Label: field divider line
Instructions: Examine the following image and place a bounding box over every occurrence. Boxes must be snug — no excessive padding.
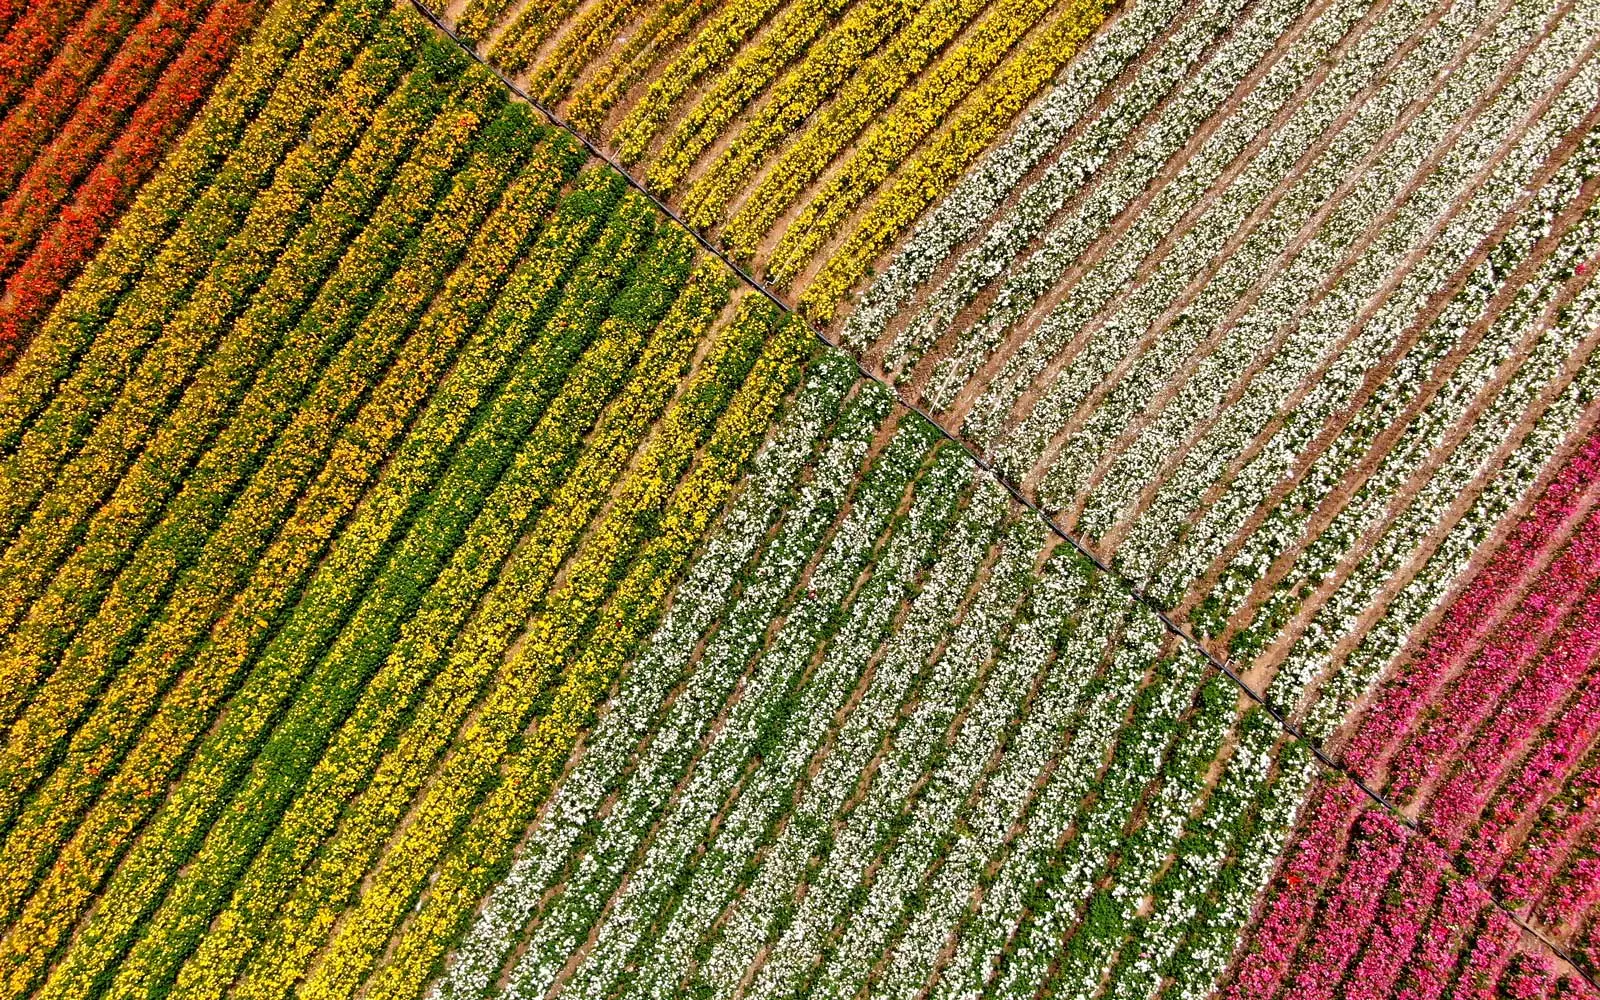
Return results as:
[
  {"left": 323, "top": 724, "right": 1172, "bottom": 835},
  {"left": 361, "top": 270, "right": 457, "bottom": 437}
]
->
[{"left": 395, "top": 1, "right": 1600, "bottom": 984}]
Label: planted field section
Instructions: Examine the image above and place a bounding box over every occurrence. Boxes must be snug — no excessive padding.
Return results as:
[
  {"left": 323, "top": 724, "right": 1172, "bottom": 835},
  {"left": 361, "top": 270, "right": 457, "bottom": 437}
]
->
[
  {"left": 0, "top": 3, "right": 813, "bottom": 996},
  {"left": 1226, "top": 798, "right": 1599, "bottom": 1000},
  {"left": 843, "top": 0, "right": 1600, "bottom": 723},
  {"left": 1223, "top": 433, "right": 1600, "bottom": 996},
  {"left": 0, "top": 0, "right": 274, "bottom": 368},
  {"left": 425, "top": 360, "right": 1323, "bottom": 1000},
  {"left": 439, "top": 0, "right": 1113, "bottom": 303}
]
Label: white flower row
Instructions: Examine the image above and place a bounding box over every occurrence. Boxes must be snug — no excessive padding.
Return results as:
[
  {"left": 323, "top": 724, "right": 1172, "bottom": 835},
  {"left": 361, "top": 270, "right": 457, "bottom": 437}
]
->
[
  {"left": 1269, "top": 287, "right": 1597, "bottom": 716},
  {"left": 429, "top": 354, "right": 862, "bottom": 1000},
  {"left": 1061, "top": 0, "right": 1565, "bottom": 532},
  {"left": 1205, "top": 113, "right": 1600, "bottom": 643},
  {"left": 990, "top": 647, "right": 1215, "bottom": 1000},
  {"left": 839, "top": 0, "right": 1180, "bottom": 352},
  {"left": 929, "top": 603, "right": 1169, "bottom": 1000},
  {"left": 503, "top": 404, "right": 939, "bottom": 1000},
  {"left": 1188, "top": 126, "right": 1599, "bottom": 630},
  {"left": 1042, "top": 667, "right": 1237, "bottom": 1000},
  {"left": 565, "top": 447, "right": 978, "bottom": 1000},
  {"left": 963, "top": 0, "right": 1419, "bottom": 458},
  {"left": 1161, "top": 737, "right": 1319, "bottom": 1000},
  {"left": 733, "top": 517, "right": 1041, "bottom": 1000},
  {"left": 869, "top": 568, "right": 1127, "bottom": 1000},
  {"left": 924, "top": 0, "right": 1318, "bottom": 420},
  {"left": 1296, "top": 271, "right": 1600, "bottom": 737},
  {"left": 1006, "top": 0, "right": 1511, "bottom": 493},
  {"left": 1121, "top": 0, "right": 1597, "bottom": 594},
  {"left": 1100, "top": 711, "right": 1274, "bottom": 1000},
  {"left": 675, "top": 479, "right": 1009, "bottom": 999},
  {"left": 806, "top": 555, "right": 1085, "bottom": 1000},
  {"left": 879, "top": 0, "right": 1251, "bottom": 381}
]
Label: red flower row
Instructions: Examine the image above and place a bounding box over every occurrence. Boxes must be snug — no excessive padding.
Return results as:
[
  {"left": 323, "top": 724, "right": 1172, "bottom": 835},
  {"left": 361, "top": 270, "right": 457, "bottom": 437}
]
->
[
  {"left": 0, "top": 0, "right": 266, "bottom": 368},
  {"left": 0, "top": 0, "right": 215, "bottom": 263}
]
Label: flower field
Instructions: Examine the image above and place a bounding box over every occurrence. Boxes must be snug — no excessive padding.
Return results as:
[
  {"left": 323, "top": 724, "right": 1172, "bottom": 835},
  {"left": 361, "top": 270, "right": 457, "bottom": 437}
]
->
[{"left": 3, "top": 0, "right": 1599, "bottom": 997}]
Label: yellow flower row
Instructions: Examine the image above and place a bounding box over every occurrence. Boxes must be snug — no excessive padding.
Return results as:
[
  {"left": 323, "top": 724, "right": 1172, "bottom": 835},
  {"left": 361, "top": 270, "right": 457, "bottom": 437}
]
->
[
  {"left": 716, "top": 0, "right": 1015, "bottom": 257},
  {"left": 767, "top": 0, "right": 1101, "bottom": 296},
  {"left": 485, "top": 0, "right": 590, "bottom": 75},
  {"left": 5, "top": 102, "right": 556, "bottom": 1000},
  {"left": 676, "top": 0, "right": 912, "bottom": 228},
  {"left": 494, "top": 0, "right": 642, "bottom": 88},
  {"left": 364, "top": 317, "right": 811, "bottom": 1000},
  {"left": 562, "top": 0, "right": 715, "bottom": 133},
  {"left": 0, "top": 0, "right": 341, "bottom": 452},
  {"left": 796, "top": 0, "right": 1112, "bottom": 320},
  {"left": 238, "top": 282, "right": 770, "bottom": 1000},
  {"left": 0, "top": 0, "right": 398, "bottom": 636},
  {"left": 454, "top": 0, "right": 572, "bottom": 47},
  {"left": 169, "top": 234, "right": 687, "bottom": 1000},
  {"left": 644, "top": 0, "right": 868, "bottom": 193},
  {"left": 0, "top": 15, "right": 436, "bottom": 849},
  {"left": 104, "top": 181, "right": 663, "bottom": 1000},
  {"left": 610, "top": 0, "right": 788, "bottom": 162}
]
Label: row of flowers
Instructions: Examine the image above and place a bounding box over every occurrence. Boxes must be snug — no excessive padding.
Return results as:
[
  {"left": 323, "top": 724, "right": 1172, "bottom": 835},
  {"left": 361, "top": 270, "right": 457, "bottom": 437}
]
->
[
  {"left": 246, "top": 285, "right": 765, "bottom": 1000},
  {"left": 0, "top": 52, "right": 523, "bottom": 934},
  {"left": 0, "top": 22, "right": 485, "bottom": 842},
  {"left": 659, "top": 0, "right": 913, "bottom": 202},
  {"left": 838, "top": 0, "right": 1179, "bottom": 354},
  {"left": 558, "top": 0, "right": 720, "bottom": 131},
  {"left": 1057, "top": 0, "right": 1580, "bottom": 539},
  {"left": 914, "top": 0, "right": 1302, "bottom": 419},
  {"left": 4, "top": 104, "right": 579, "bottom": 1000},
  {"left": 90, "top": 182, "right": 672, "bottom": 1000},
  {"left": 432, "top": 352, "right": 868, "bottom": 1000},
  {"left": 1179, "top": 12, "right": 1600, "bottom": 663},
  {"left": 944, "top": 0, "right": 1396, "bottom": 452},
  {"left": 995, "top": 0, "right": 1518, "bottom": 496},
  {"left": 322, "top": 314, "right": 810, "bottom": 1000},
  {"left": 502, "top": 439, "right": 967, "bottom": 1000},
  {"left": 0, "top": 0, "right": 396, "bottom": 581},
  {"left": 586, "top": 458, "right": 993, "bottom": 1000},
  {"left": 789, "top": 0, "right": 1110, "bottom": 316},
  {"left": 0, "top": 0, "right": 339, "bottom": 431},
  {"left": 706, "top": 0, "right": 1054, "bottom": 253}
]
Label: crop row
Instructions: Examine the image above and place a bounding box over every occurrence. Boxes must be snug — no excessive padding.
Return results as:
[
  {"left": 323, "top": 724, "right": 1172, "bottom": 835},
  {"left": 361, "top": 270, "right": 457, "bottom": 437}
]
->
[
  {"left": 1220, "top": 432, "right": 1600, "bottom": 998},
  {"left": 0, "top": 0, "right": 270, "bottom": 366},
  {"left": 439, "top": 0, "right": 1111, "bottom": 322},
  {"left": 418, "top": 340, "right": 1345, "bottom": 1000},
  {"left": 0, "top": 8, "right": 829, "bottom": 1000},
  {"left": 822, "top": 0, "right": 1600, "bottom": 773}
]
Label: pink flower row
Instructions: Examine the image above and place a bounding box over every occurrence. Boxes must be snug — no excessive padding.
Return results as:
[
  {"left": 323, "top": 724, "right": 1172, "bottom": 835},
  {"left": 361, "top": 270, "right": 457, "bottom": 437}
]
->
[
  {"left": 1224, "top": 782, "right": 1367, "bottom": 1000},
  {"left": 1474, "top": 675, "right": 1600, "bottom": 892},
  {"left": 1422, "top": 576, "right": 1600, "bottom": 851},
  {"left": 1383, "top": 502, "right": 1600, "bottom": 805},
  {"left": 1343, "top": 834, "right": 1447, "bottom": 1000},
  {"left": 1495, "top": 759, "right": 1600, "bottom": 908},
  {"left": 1341, "top": 431, "right": 1600, "bottom": 783},
  {"left": 1279, "top": 809, "right": 1410, "bottom": 1000}
]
